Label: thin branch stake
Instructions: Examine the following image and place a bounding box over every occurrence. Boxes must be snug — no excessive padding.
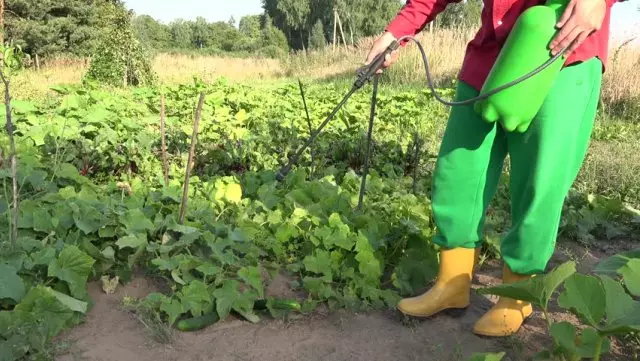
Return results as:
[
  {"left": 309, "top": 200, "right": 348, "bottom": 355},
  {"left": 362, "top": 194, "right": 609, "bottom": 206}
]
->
[
  {"left": 412, "top": 134, "right": 424, "bottom": 195},
  {"left": 160, "top": 94, "right": 169, "bottom": 185},
  {"left": 179, "top": 92, "right": 205, "bottom": 225},
  {"left": 1, "top": 68, "right": 18, "bottom": 243},
  {"left": 297, "top": 79, "right": 314, "bottom": 169}
]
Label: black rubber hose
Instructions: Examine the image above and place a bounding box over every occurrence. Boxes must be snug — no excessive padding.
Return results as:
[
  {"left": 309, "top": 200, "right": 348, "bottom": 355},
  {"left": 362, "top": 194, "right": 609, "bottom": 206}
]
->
[{"left": 398, "top": 35, "right": 569, "bottom": 106}]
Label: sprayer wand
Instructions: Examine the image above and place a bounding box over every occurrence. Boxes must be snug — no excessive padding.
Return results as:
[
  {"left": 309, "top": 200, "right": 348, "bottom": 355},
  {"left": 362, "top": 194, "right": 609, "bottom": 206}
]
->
[{"left": 275, "top": 36, "right": 570, "bottom": 206}]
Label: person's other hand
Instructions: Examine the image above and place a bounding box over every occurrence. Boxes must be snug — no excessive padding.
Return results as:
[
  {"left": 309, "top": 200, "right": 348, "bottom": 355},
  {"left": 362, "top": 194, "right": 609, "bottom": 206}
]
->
[
  {"left": 550, "top": 0, "right": 606, "bottom": 56},
  {"left": 364, "top": 32, "right": 400, "bottom": 73}
]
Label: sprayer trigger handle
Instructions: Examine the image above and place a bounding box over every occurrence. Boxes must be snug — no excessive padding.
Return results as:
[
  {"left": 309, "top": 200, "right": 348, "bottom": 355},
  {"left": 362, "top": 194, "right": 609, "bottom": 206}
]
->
[{"left": 355, "top": 40, "right": 400, "bottom": 88}]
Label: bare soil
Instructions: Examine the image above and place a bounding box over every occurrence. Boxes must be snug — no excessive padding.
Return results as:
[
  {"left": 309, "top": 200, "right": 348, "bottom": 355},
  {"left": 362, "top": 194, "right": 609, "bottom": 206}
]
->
[{"left": 54, "top": 240, "right": 638, "bottom": 361}]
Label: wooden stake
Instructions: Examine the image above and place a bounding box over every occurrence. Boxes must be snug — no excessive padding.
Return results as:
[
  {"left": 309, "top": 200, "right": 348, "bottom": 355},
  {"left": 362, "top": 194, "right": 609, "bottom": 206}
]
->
[
  {"left": 333, "top": 8, "right": 338, "bottom": 50},
  {"left": 179, "top": 92, "right": 205, "bottom": 225},
  {"left": 0, "top": 0, "right": 5, "bottom": 45},
  {"left": 0, "top": 68, "right": 17, "bottom": 243},
  {"left": 348, "top": 21, "right": 354, "bottom": 46},
  {"left": 336, "top": 11, "right": 347, "bottom": 47},
  {"left": 160, "top": 94, "right": 169, "bottom": 186},
  {"left": 412, "top": 134, "right": 424, "bottom": 195}
]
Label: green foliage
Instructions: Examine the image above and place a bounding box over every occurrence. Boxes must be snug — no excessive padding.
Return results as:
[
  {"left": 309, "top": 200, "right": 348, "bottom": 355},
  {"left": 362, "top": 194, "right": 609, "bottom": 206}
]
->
[
  {"left": 136, "top": 14, "right": 289, "bottom": 57},
  {"left": 437, "top": 0, "right": 483, "bottom": 29},
  {"left": 132, "top": 14, "right": 171, "bottom": 51},
  {"left": 262, "top": 0, "right": 403, "bottom": 50},
  {"left": 0, "top": 77, "right": 637, "bottom": 360},
  {"left": 309, "top": 20, "right": 327, "bottom": 50},
  {"left": 168, "top": 19, "right": 194, "bottom": 49},
  {"left": 0, "top": 79, "right": 448, "bottom": 358},
  {"left": 5, "top": 0, "right": 107, "bottom": 57},
  {"left": 479, "top": 255, "right": 640, "bottom": 361},
  {"left": 84, "top": 1, "right": 156, "bottom": 87}
]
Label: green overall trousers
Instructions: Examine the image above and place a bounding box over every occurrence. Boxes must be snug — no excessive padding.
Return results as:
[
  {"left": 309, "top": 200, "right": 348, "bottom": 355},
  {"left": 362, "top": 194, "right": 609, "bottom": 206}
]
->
[{"left": 431, "top": 57, "right": 603, "bottom": 275}]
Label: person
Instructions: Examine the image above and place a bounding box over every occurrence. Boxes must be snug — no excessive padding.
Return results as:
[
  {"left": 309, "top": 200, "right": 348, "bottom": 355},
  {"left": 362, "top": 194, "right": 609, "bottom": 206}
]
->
[{"left": 365, "top": 0, "right": 626, "bottom": 337}]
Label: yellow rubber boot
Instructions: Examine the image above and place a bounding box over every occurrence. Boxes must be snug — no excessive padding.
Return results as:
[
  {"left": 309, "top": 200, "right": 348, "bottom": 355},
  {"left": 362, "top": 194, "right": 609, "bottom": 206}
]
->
[
  {"left": 397, "top": 247, "right": 480, "bottom": 318},
  {"left": 473, "top": 264, "right": 533, "bottom": 337}
]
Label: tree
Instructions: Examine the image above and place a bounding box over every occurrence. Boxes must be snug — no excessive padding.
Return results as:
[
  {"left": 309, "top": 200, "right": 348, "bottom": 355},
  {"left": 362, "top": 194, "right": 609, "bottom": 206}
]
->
[
  {"left": 335, "top": 0, "right": 402, "bottom": 42},
  {"left": 5, "top": 0, "right": 108, "bottom": 57},
  {"left": 271, "top": 0, "right": 311, "bottom": 50},
  {"left": 84, "top": 0, "right": 156, "bottom": 87},
  {"left": 132, "top": 14, "right": 170, "bottom": 50},
  {"left": 169, "top": 19, "right": 193, "bottom": 48},
  {"left": 309, "top": 20, "right": 326, "bottom": 49},
  {"left": 239, "top": 15, "right": 262, "bottom": 40},
  {"left": 263, "top": 0, "right": 404, "bottom": 50},
  {"left": 261, "top": 14, "right": 288, "bottom": 50},
  {"left": 236, "top": 15, "right": 262, "bottom": 51},
  {"left": 192, "top": 16, "right": 210, "bottom": 48},
  {"left": 437, "top": 0, "right": 482, "bottom": 29},
  {"left": 209, "top": 21, "right": 240, "bottom": 51}
]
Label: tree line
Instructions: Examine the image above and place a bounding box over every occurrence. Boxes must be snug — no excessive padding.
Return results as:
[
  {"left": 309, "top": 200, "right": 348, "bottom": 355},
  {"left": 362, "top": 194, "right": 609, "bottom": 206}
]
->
[{"left": 3, "top": 0, "right": 483, "bottom": 60}]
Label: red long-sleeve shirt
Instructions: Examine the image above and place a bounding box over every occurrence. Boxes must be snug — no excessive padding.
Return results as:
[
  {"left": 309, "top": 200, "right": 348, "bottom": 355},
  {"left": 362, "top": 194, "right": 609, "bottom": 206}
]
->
[{"left": 385, "top": 0, "right": 622, "bottom": 91}]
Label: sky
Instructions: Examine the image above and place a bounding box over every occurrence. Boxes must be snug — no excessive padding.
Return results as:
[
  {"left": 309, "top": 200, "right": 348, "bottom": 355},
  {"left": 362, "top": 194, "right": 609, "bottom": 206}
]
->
[{"left": 124, "top": 0, "right": 639, "bottom": 42}]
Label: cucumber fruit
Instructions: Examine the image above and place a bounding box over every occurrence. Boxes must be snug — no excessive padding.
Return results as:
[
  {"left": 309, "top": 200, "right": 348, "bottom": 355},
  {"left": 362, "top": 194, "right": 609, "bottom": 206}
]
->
[
  {"left": 176, "top": 312, "right": 219, "bottom": 331},
  {"left": 254, "top": 298, "right": 301, "bottom": 311}
]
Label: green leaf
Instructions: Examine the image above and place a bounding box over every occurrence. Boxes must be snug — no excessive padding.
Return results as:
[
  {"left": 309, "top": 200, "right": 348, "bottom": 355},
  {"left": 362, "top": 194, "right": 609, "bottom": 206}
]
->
[
  {"left": 73, "top": 205, "right": 103, "bottom": 234},
  {"left": 619, "top": 259, "right": 640, "bottom": 297},
  {"left": 116, "top": 234, "right": 148, "bottom": 250},
  {"left": 48, "top": 245, "right": 95, "bottom": 299},
  {"left": 32, "top": 208, "right": 53, "bottom": 233},
  {"left": 14, "top": 285, "right": 77, "bottom": 340},
  {"left": 599, "top": 275, "right": 640, "bottom": 335},
  {"left": 576, "top": 328, "right": 610, "bottom": 358},
  {"left": 302, "top": 277, "right": 335, "bottom": 300},
  {"left": 101, "top": 246, "right": 115, "bottom": 260},
  {"left": 392, "top": 235, "right": 438, "bottom": 295},
  {"left": 303, "top": 250, "right": 333, "bottom": 281},
  {"left": 171, "top": 269, "right": 187, "bottom": 285},
  {"left": 48, "top": 289, "right": 89, "bottom": 314},
  {"left": 467, "top": 352, "right": 505, "bottom": 361},
  {"left": 478, "top": 261, "right": 576, "bottom": 309},
  {"left": 213, "top": 280, "right": 258, "bottom": 321},
  {"left": 57, "top": 163, "right": 85, "bottom": 183},
  {"left": 0, "top": 264, "right": 26, "bottom": 302},
  {"left": 235, "top": 309, "right": 260, "bottom": 324},
  {"left": 238, "top": 266, "right": 264, "bottom": 298},
  {"left": 179, "top": 280, "right": 213, "bottom": 317},
  {"left": 30, "top": 247, "right": 56, "bottom": 266},
  {"left": 594, "top": 249, "right": 640, "bottom": 276},
  {"left": 550, "top": 322, "right": 611, "bottom": 359},
  {"left": 557, "top": 274, "right": 606, "bottom": 327},
  {"left": 196, "top": 263, "right": 220, "bottom": 277},
  {"left": 120, "top": 209, "right": 154, "bottom": 233},
  {"left": 550, "top": 321, "right": 578, "bottom": 356},
  {"left": 161, "top": 297, "right": 186, "bottom": 325},
  {"left": 99, "top": 226, "right": 117, "bottom": 238},
  {"left": 355, "top": 235, "right": 382, "bottom": 282}
]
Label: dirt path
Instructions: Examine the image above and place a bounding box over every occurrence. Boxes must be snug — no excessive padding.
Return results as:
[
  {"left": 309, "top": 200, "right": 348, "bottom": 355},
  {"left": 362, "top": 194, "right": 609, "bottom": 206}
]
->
[{"left": 55, "top": 241, "right": 636, "bottom": 361}]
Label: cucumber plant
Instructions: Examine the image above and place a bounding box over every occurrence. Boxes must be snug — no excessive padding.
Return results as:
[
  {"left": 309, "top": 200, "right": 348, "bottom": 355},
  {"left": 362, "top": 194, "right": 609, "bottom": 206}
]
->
[{"left": 478, "top": 250, "right": 640, "bottom": 361}]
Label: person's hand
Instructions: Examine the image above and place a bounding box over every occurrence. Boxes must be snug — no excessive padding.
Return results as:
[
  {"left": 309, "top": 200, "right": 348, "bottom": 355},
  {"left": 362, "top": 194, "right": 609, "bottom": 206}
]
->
[
  {"left": 550, "top": 0, "right": 606, "bottom": 56},
  {"left": 364, "top": 32, "right": 400, "bottom": 73}
]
